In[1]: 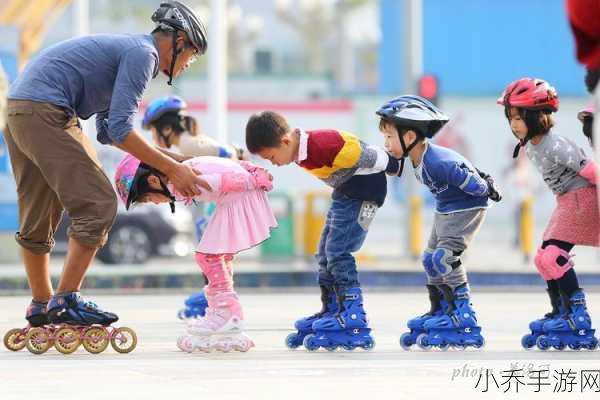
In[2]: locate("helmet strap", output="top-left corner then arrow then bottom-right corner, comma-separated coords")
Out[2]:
157,177 -> 176,213
397,130 -> 419,177
158,129 -> 173,148
167,32 -> 181,86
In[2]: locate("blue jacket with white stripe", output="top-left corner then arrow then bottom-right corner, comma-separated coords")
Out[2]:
414,142 -> 489,213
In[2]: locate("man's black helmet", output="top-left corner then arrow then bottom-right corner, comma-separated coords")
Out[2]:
152,1 -> 208,55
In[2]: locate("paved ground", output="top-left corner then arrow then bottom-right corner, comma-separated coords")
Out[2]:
3,291 -> 600,400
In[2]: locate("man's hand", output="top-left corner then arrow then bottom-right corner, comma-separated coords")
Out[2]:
165,162 -> 212,198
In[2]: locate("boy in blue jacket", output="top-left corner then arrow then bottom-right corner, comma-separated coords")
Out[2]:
377,95 -> 502,350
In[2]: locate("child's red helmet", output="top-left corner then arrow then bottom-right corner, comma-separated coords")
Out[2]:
497,78 -> 559,112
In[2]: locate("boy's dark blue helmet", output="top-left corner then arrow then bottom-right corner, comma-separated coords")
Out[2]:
376,95 -> 449,138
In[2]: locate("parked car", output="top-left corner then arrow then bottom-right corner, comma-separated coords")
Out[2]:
54,204 -> 195,264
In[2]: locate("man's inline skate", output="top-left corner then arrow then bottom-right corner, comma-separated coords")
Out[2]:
4,300 -> 49,352
5,292 -> 137,355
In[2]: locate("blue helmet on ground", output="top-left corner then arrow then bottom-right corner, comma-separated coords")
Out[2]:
142,95 -> 187,130
376,95 -> 449,138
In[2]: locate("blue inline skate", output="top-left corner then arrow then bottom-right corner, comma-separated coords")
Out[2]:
303,286 -> 374,351
399,284 -> 447,350
521,288 -> 564,349
536,290 -> 598,351
177,291 -> 208,319
285,285 -> 338,349
418,285 -> 485,350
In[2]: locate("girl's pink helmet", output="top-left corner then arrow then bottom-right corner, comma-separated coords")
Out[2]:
497,78 -> 559,112
114,154 -> 142,209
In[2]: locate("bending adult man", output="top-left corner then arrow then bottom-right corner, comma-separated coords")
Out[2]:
4,1 -> 210,327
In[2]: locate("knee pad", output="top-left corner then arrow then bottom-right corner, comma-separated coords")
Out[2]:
422,250 -> 435,277
534,245 -> 575,280
428,248 -> 461,278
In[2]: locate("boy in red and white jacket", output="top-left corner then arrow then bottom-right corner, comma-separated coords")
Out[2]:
245,111 -> 399,351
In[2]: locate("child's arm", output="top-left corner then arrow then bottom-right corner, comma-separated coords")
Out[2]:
220,162 -> 273,193
579,159 -> 597,184
333,133 -> 400,174
550,137 -> 596,184
445,162 -> 490,197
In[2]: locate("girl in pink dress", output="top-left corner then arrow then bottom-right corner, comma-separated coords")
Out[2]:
114,155 -> 277,352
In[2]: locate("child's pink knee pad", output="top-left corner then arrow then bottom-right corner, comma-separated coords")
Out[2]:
534,245 -> 575,280
195,252 -> 234,295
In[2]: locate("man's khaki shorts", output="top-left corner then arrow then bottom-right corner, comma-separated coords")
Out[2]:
4,100 -> 117,253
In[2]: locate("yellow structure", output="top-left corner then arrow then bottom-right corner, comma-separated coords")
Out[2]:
303,191 -> 330,256
520,196 -> 534,261
0,0 -> 72,70
408,195 -> 423,259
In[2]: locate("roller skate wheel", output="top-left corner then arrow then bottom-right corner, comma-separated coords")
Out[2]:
302,334 -> 319,352
325,345 -> 338,352
54,327 -> 81,354
215,341 -> 232,353
177,336 -> 194,353
234,339 -> 254,352
285,332 -> 300,349
399,332 -> 413,351
521,334 -> 535,350
177,309 -> 186,320
4,328 -> 28,352
361,339 -> 375,351
26,327 -> 52,355
536,335 -> 549,351
568,343 -> 580,350
416,333 -> 430,350
583,338 -> 598,351
82,327 -> 109,354
552,342 -> 565,351
110,327 -> 137,354
474,337 -> 485,349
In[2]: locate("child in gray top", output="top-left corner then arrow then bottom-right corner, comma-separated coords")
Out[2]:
498,77 -> 599,351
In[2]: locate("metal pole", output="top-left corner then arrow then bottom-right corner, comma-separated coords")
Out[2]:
208,0 -> 228,143
404,0 -> 423,258
73,0 -> 90,37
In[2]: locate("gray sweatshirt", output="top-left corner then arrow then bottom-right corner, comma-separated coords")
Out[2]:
525,131 -> 591,195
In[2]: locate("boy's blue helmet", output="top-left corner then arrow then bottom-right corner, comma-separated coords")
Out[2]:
142,95 -> 187,130
376,95 -> 449,138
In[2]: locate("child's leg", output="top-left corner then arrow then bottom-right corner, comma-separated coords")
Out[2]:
179,253 -> 253,352
324,197 -> 376,289
417,210 -> 486,349
425,209 -> 486,291
304,197 -> 376,350
195,253 -> 234,297
316,208 -> 335,288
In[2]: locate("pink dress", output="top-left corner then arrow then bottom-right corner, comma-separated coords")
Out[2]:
169,157 -> 278,254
